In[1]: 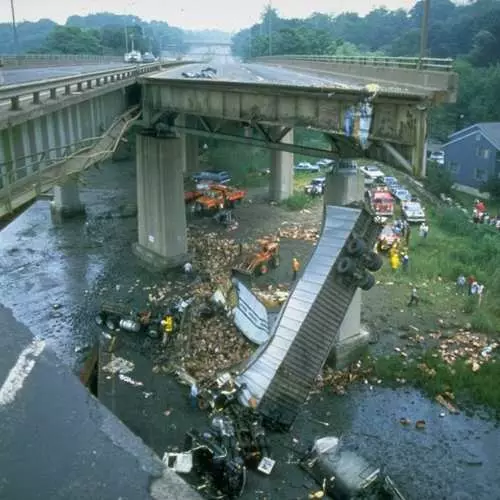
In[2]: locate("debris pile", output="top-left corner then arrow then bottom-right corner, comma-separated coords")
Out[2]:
279,224 -> 319,242
252,284 -> 289,307
319,362 -> 373,395
430,329 -> 498,371
183,315 -> 253,380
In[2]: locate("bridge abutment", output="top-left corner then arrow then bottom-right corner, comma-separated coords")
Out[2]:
132,133 -> 188,270
325,165 -> 370,368
50,177 -> 85,222
269,128 -> 294,202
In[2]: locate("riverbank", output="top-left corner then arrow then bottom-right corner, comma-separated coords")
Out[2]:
1,157 -> 500,499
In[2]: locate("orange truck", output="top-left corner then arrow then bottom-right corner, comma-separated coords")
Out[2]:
368,187 -> 394,218
232,238 -> 280,276
192,184 -> 247,212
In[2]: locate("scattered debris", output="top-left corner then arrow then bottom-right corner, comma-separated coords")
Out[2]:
118,374 -> 143,387
415,420 -> 426,429
279,224 -> 319,242
436,394 -> 460,414
102,356 -> 134,375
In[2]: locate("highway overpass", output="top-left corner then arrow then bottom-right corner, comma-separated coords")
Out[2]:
0,53 -> 458,498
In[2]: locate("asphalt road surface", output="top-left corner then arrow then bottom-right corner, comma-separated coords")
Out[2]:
0,63 -> 135,85
150,56 -> 424,95
0,306 -> 200,499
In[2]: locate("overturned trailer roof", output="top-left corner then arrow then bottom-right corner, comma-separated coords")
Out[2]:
236,204 -> 380,429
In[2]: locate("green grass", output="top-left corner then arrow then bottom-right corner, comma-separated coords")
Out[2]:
371,352 -> 500,415
281,191 -> 317,211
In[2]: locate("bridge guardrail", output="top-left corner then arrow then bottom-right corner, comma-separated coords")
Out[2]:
0,62 -> 162,111
0,54 -> 124,66
254,55 -> 454,71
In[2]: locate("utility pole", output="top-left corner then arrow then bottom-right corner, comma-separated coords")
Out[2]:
268,2 -> 273,56
418,0 -> 430,69
10,0 -> 20,55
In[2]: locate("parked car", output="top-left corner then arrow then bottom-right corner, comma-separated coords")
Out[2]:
402,201 -> 426,223
429,150 -> 445,165
304,177 -> 326,195
192,170 -> 231,184
315,159 -> 335,170
360,164 -> 385,180
393,188 -> 412,202
383,176 -> 398,187
294,162 -> 320,173
142,52 -> 156,63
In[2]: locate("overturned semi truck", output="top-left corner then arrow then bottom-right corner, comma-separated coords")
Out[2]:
236,203 -> 383,430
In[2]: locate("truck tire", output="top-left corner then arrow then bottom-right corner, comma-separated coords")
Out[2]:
358,272 -> 375,291
95,313 -> 104,326
336,257 -> 356,275
105,317 -> 117,330
364,251 -> 383,272
346,237 -> 366,256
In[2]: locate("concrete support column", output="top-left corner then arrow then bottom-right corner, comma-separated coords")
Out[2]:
132,134 -> 188,270
325,164 -> 367,368
269,128 -> 294,202
50,177 -> 85,222
185,135 -> 199,174
412,108 -> 428,178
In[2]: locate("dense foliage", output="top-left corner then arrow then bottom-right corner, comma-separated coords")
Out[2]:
0,12 -> 227,56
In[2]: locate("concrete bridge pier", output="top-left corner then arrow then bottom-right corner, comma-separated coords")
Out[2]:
269,128 -> 294,202
185,135 -> 199,174
50,177 -> 85,223
324,165 -> 369,368
132,133 -> 188,270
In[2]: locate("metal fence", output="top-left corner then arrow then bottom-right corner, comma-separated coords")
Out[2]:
0,54 -> 124,66
254,55 -> 454,71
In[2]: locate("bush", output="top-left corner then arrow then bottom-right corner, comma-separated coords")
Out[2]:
282,191 -> 313,211
424,161 -> 453,196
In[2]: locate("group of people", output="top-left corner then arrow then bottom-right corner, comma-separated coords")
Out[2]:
457,274 -> 485,305
472,199 -> 500,228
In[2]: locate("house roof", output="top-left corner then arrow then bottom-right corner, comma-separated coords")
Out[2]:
446,122 -> 500,151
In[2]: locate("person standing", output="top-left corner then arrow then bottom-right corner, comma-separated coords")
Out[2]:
408,287 -> 419,306
292,257 -> 300,281
456,274 -> 466,294
402,253 -> 409,272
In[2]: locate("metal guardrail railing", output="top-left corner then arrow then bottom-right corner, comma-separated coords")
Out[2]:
0,106 -> 140,213
0,63 -> 162,111
255,55 -> 454,71
0,54 -> 124,65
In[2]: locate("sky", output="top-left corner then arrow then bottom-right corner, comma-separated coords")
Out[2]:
0,0 -> 421,33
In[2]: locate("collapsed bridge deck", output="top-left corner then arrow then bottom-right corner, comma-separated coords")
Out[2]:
237,204 -> 381,429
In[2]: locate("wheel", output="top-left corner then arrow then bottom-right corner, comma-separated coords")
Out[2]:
105,317 -> 117,330
95,314 -> 104,326
364,251 -> 383,272
346,237 -> 366,256
336,257 -> 356,275
358,272 -> 375,291
271,254 -> 280,268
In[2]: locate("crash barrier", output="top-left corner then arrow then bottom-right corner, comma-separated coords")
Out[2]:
253,55 -> 454,71
0,63 -> 163,111
237,204 -> 382,430
0,106 -> 140,218
0,53 -> 124,67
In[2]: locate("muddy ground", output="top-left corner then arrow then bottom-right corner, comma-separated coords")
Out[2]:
1,159 -> 499,499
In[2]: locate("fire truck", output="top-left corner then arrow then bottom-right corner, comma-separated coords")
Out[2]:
366,186 -> 394,219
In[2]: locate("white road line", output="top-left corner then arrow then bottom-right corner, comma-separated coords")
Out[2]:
0,338 -> 45,407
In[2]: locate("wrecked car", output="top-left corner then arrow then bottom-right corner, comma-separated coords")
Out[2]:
301,437 -> 407,500
164,428 -> 247,499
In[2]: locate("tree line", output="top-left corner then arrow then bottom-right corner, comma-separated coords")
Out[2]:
232,0 -> 500,141
0,13 -> 229,58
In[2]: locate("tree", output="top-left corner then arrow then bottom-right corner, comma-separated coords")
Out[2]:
42,26 -> 102,54
424,161 -> 454,196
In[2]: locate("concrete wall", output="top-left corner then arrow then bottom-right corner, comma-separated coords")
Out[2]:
0,89 -> 127,187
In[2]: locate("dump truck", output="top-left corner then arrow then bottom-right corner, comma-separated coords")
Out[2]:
193,184 -> 246,213
232,238 -> 280,276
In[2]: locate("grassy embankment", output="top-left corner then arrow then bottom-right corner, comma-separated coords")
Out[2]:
368,175 -> 500,415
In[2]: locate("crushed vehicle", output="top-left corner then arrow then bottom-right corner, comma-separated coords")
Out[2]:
401,200 -> 426,224
376,224 -> 400,252
304,177 -> 326,196
181,68 -> 216,79
95,298 -> 193,339
192,170 -> 231,185
232,237 -> 280,276
301,436 -> 407,500
366,186 -> 394,219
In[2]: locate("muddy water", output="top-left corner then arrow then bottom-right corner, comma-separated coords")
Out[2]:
0,159 -> 499,499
